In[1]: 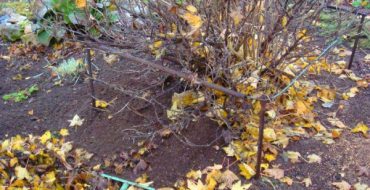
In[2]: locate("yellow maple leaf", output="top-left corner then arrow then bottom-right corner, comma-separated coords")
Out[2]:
1,139 -> 10,151
15,166 -> 32,181
59,128 -> 69,136
286,151 -> 301,163
10,157 -> 18,167
263,128 -> 277,142
327,117 -> 347,129
219,170 -> 238,189
223,144 -> 236,157
313,121 -> 327,132
238,163 -> 255,180
40,131 -> 52,144
280,176 -> 293,186
186,5 -> 198,13
264,168 -> 285,179
264,154 -> 277,162
231,181 -> 252,190
186,170 -> 202,180
135,173 -> 148,183
266,110 -> 276,119
12,135 -> 24,151
307,154 -> 322,163
317,87 -> 336,103
68,114 -> 84,127
332,129 -> 342,139
332,181 -> 351,190
302,178 -> 312,187
206,177 -> 217,190
75,0 -> 86,8
351,122 -> 368,137
167,91 -> 205,120
295,100 -> 310,115
342,87 -> 359,100
149,40 -> 163,51
44,171 -> 56,184
187,179 -> 207,190
181,12 -> 203,31
95,99 -> 108,109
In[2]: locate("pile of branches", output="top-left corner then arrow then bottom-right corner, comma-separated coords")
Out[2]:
33,0 -> 336,134
33,0 -> 348,179
76,0 -> 326,125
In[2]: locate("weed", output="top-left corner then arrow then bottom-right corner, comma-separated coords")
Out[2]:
2,84 -> 39,102
52,57 -> 85,79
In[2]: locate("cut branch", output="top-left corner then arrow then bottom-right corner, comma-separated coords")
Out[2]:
85,43 -> 257,101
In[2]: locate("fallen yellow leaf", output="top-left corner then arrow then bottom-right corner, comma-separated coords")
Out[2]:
186,5 -> 198,13
15,166 -> 32,181
95,99 -> 108,109
295,100 -> 310,115
239,163 -> 255,180
332,181 -> 351,190
302,178 -> 312,187
231,181 -> 252,190
40,131 -> 51,144
263,128 -> 277,142
332,129 -> 342,139
280,176 -> 293,186
351,122 -> 368,137
59,128 -> 69,136
10,157 -> 18,167
68,114 -> 84,128
181,12 -> 203,31
264,168 -> 284,179
342,87 -> 359,100
307,154 -> 322,163
264,154 -> 276,162
186,170 -> 202,180
44,171 -> 56,184
286,151 -> 301,163
327,117 -> 347,129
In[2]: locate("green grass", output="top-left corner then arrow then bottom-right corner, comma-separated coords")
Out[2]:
2,85 -> 39,102
318,10 -> 370,49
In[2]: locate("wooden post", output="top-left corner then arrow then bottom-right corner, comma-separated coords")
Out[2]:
86,48 -> 96,108
255,98 -> 267,179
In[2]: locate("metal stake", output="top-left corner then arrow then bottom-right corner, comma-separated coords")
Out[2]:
348,14 -> 365,69
86,48 -> 96,108
255,98 -> 267,179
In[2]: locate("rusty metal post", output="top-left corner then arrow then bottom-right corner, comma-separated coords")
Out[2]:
86,48 -> 96,108
348,14 -> 365,69
255,98 -> 267,179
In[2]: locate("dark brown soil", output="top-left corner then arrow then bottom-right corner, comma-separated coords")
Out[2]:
255,72 -> 370,190
0,41 -> 228,188
0,40 -> 369,189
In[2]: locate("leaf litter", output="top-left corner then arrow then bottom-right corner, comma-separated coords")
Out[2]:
164,32 -> 370,189
0,130 -> 98,189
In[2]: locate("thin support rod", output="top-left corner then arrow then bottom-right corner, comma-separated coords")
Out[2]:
86,48 -> 96,108
348,14 -> 365,69
255,98 -> 267,179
